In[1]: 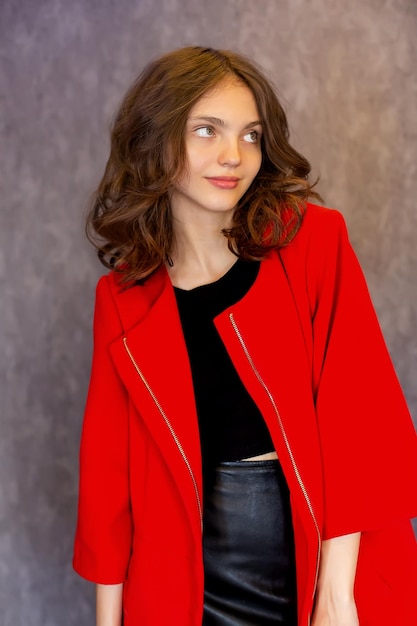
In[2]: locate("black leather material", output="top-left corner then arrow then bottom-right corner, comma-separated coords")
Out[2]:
202,460 -> 297,626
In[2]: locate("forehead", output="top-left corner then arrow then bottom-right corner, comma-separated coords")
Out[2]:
189,79 -> 260,119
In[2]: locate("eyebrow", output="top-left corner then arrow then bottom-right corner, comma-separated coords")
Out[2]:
188,116 -> 262,129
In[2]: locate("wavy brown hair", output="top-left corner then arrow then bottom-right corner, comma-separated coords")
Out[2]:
87,46 -> 320,283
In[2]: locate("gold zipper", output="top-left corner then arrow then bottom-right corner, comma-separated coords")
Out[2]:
123,337 -> 203,531
229,313 -> 321,620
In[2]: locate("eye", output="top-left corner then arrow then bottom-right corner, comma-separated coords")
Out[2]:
243,130 -> 259,143
194,126 -> 215,138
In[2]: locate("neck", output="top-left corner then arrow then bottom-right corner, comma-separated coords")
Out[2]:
167,212 -> 238,289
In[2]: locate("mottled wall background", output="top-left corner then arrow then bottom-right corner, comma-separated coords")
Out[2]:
1,0 -> 416,624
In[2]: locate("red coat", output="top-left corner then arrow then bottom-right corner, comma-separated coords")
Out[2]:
73,204 -> 417,626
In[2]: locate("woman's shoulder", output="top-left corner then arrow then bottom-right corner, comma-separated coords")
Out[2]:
286,202 -> 350,255
300,202 -> 348,236
97,264 -> 166,296
93,264 -> 170,333
91,271 -> 148,324
278,202 -> 353,279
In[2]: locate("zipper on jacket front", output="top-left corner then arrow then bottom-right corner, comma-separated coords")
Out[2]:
229,313 -> 321,623
123,337 -> 203,532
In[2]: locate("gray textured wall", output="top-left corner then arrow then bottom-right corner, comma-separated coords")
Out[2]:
1,0 -> 416,624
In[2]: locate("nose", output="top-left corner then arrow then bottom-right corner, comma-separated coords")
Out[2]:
218,136 -> 241,167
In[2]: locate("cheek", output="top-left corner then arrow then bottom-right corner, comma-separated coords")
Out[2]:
185,144 -> 211,175
251,150 -> 262,178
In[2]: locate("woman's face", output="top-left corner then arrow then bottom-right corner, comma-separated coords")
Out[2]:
170,79 -> 263,225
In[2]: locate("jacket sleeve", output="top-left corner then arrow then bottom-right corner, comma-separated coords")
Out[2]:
73,275 -> 133,583
308,209 -> 417,540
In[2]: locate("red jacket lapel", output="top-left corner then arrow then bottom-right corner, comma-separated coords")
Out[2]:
108,271 -> 203,542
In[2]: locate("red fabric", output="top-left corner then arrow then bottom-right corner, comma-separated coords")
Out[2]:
73,203 -> 417,625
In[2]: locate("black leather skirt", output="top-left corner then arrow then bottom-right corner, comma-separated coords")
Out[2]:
202,459 -> 297,626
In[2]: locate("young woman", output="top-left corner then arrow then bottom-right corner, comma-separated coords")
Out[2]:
73,46 -> 417,626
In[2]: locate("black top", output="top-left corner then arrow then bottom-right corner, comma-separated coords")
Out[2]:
174,258 -> 274,488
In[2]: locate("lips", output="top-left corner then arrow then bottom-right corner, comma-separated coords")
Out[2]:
205,176 -> 241,189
